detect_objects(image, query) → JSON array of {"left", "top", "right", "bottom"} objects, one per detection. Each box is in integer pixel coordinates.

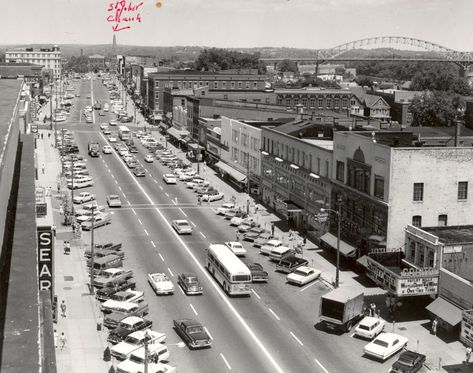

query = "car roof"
[
  {"left": 376, "top": 332, "right": 403, "bottom": 342},
  {"left": 359, "top": 316, "right": 381, "bottom": 327},
  {"left": 121, "top": 316, "right": 144, "bottom": 324}
]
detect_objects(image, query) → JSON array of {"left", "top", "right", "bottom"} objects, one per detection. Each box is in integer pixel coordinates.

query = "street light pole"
[
  {"left": 89, "top": 204, "right": 96, "bottom": 294},
  {"left": 49, "top": 83, "right": 53, "bottom": 131},
  {"left": 321, "top": 195, "right": 342, "bottom": 288}
]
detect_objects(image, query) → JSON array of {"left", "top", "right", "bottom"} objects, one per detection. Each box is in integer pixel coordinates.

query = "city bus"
[
  {"left": 118, "top": 125, "right": 131, "bottom": 141},
  {"left": 206, "top": 244, "right": 252, "bottom": 296}
]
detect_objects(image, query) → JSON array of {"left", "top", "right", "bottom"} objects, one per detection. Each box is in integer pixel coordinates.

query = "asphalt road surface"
[{"left": 58, "top": 76, "right": 404, "bottom": 373}]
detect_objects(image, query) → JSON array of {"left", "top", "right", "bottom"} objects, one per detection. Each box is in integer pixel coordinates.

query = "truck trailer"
[{"left": 319, "top": 287, "right": 364, "bottom": 332}]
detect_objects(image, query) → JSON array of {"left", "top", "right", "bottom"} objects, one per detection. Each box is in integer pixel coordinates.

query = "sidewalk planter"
[{"left": 103, "top": 346, "right": 111, "bottom": 362}]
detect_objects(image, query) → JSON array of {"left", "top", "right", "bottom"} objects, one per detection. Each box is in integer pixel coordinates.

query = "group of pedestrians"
[{"left": 54, "top": 300, "right": 68, "bottom": 351}]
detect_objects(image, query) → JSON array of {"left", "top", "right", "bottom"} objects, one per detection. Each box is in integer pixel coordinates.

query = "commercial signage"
[
  {"left": 37, "top": 226, "right": 54, "bottom": 300},
  {"left": 366, "top": 257, "right": 439, "bottom": 297}
]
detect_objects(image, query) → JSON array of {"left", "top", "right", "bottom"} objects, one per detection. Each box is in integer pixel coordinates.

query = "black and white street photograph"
[{"left": 1, "top": 1, "right": 473, "bottom": 372}]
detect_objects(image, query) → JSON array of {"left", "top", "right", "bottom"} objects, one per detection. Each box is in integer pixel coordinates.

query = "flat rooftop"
[
  {"left": 422, "top": 225, "right": 473, "bottom": 245},
  {"left": 301, "top": 139, "right": 334, "bottom": 150}
]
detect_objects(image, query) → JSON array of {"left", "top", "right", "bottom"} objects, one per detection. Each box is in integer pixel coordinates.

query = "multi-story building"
[
  {"left": 350, "top": 87, "right": 391, "bottom": 122},
  {"left": 88, "top": 54, "right": 106, "bottom": 69},
  {"left": 5, "top": 46, "right": 62, "bottom": 78},
  {"left": 325, "top": 131, "right": 473, "bottom": 259},
  {"left": 217, "top": 117, "right": 263, "bottom": 191},
  {"left": 260, "top": 118, "right": 333, "bottom": 236},
  {"left": 147, "top": 69, "right": 267, "bottom": 114},
  {"left": 372, "top": 90, "right": 422, "bottom": 126},
  {"left": 274, "top": 88, "right": 352, "bottom": 112}
]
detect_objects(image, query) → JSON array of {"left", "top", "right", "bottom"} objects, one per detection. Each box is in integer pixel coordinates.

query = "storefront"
[{"left": 214, "top": 161, "right": 247, "bottom": 188}]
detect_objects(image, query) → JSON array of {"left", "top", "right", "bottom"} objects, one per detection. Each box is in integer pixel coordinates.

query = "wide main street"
[{"left": 51, "top": 76, "right": 420, "bottom": 373}]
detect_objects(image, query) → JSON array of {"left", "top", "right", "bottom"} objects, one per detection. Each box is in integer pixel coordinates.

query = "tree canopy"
[
  {"left": 409, "top": 90, "right": 464, "bottom": 127},
  {"left": 276, "top": 59, "right": 299, "bottom": 73},
  {"left": 194, "top": 48, "right": 265, "bottom": 73}
]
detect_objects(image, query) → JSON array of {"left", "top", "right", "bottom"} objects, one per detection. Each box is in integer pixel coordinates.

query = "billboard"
[{"left": 37, "top": 226, "right": 54, "bottom": 300}]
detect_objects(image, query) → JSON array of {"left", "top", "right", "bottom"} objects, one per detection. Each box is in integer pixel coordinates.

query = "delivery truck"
[{"left": 319, "top": 287, "right": 364, "bottom": 332}]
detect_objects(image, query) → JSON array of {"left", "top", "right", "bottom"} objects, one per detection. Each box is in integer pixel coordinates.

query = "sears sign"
[{"left": 37, "top": 226, "right": 54, "bottom": 300}]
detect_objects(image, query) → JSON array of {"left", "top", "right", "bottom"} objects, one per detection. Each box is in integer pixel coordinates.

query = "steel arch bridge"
[{"left": 260, "top": 36, "right": 473, "bottom": 70}]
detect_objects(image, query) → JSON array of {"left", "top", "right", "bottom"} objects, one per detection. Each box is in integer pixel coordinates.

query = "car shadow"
[{"left": 313, "top": 322, "right": 345, "bottom": 336}]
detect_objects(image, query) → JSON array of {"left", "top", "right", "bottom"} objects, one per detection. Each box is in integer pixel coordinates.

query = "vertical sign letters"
[{"left": 37, "top": 226, "right": 54, "bottom": 301}]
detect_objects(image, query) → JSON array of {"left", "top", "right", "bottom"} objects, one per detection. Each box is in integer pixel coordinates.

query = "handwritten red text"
[{"left": 107, "top": 1, "right": 144, "bottom": 32}]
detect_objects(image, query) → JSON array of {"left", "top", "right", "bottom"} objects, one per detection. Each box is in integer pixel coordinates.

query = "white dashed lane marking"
[
  {"left": 189, "top": 304, "right": 198, "bottom": 316},
  {"left": 200, "top": 232, "right": 206, "bottom": 238},
  {"left": 290, "top": 331, "right": 303, "bottom": 346},
  {"left": 150, "top": 240, "right": 156, "bottom": 248},
  {"left": 159, "top": 253, "right": 164, "bottom": 261},
  {"left": 268, "top": 308, "right": 280, "bottom": 321},
  {"left": 168, "top": 267, "right": 174, "bottom": 277},
  {"left": 138, "top": 219, "right": 143, "bottom": 225},
  {"left": 144, "top": 229, "right": 149, "bottom": 236},
  {"left": 190, "top": 221, "right": 196, "bottom": 227},
  {"left": 251, "top": 289, "right": 261, "bottom": 299},
  {"left": 220, "top": 353, "right": 232, "bottom": 370}
]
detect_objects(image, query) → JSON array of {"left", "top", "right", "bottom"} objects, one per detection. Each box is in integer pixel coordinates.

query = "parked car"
[
  {"left": 111, "top": 330, "right": 166, "bottom": 360},
  {"left": 148, "top": 273, "right": 174, "bottom": 295},
  {"left": 144, "top": 154, "right": 154, "bottom": 163},
  {"left": 363, "top": 332, "right": 408, "bottom": 361},
  {"left": 73, "top": 191, "right": 95, "bottom": 204},
  {"left": 102, "top": 145, "right": 113, "bottom": 154},
  {"left": 390, "top": 350, "right": 426, "bottom": 373},
  {"left": 93, "top": 268, "right": 133, "bottom": 288},
  {"left": 231, "top": 216, "right": 255, "bottom": 227},
  {"left": 116, "top": 347, "right": 173, "bottom": 373},
  {"left": 95, "top": 280, "right": 136, "bottom": 302},
  {"left": 104, "top": 302, "right": 149, "bottom": 330},
  {"left": 242, "top": 261, "right": 269, "bottom": 282},
  {"left": 216, "top": 202, "right": 236, "bottom": 215},
  {"left": 224, "top": 241, "right": 246, "bottom": 257},
  {"left": 260, "top": 240, "right": 284, "bottom": 255},
  {"left": 163, "top": 174, "right": 177, "bottom": 184},
  {"left": 253, "top": 231, "right": 273, "bottom": 247},
  {"left": 201, "top": 191, "right": 224, "bottom": 202},
  {"left": 108, "top": 290, "right": 144, "bottom": 304},
  {"left": 133, "top": 166, "right": 146, "bottom": 177},
  {"left": 107, "top": 316, "right": 153, "bottom": 344},
  {"left": 110, "top": 120, "right": 117, "bottom": 126},
  {"left": 172, "top": 219, "right": 192, "bottom": 234},
  {"left": 354, "top": 316, "right": 386, "bottom": 340},
  {"left": 173, "top": 318, "right": 212, "bottom": 349},
  {"left": 108, "top": 135, "right": 117, "bottom": 142},
  {"left": 81, "top": 213, "right": 112, "bottom": 230},
  {"left": 177, "top": 273, "right": 203, "bottom": 295},
  {"left": 107, "top": 194, "right": 122, "bottom": 207},
  {"left": 242, "top": 227, "right": 267, "bottom": 242},
  {"left": 286, "top": 266, "right": 321, "bottom": 285}
]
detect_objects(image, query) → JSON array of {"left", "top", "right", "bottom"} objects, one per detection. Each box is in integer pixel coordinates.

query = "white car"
[
  {"left": 201, "top": 192, "right": 224, "bottom": 202},
  {"left": 100, "top": 123, "right": 109, "bottom": 131},
  {"left": 354, "top": 317, "right": 386, "bottom": 340},
  {"left": 172, "top": 219, "right": 192, "bottom": 234},
  {"left": 286, "top": 266, "right": 322, "bottom": 286},
  {"left": 102, "top": 145, "right": 113, "bottom": 154},
  {"left": 148, "top": 273, "right": 174, "bottom": 295},
  {"left": 117, "top": 346, "right": 173, "bottom": 372},
  {"left": 67, "top": 178, "right": 94, "bottom": 190},
  {"left": 144, "top": 154, "right": 154, "bottom": 163},
  {"left": 363, "top": 332, "right": 408, "bottom": 361},
  {"left": 73, "top": 191, "right": 95, "bottom": 204},
  {"left": 186, "top": 179, "right": 209, "bottom": 189},
  {"left": 260, "top": 239, "right": 283, "bottom": 255},
  {"left": 108, "top": 135, "right": 117, "bottom": 143},
  {"left": 110, "top": 119, "right": 117, "bottom": 126},
  {"left": 76, "top": 209, "right": 102, "bottom": 223},
  {"left": 178, "top": 173, "right": 194, "bottom": 181},
  {"left": 230, "top": 216, "right": 254, "bottom": 227},
  {"left": 111, "top": 330, "right": 166, "bottom": 360},
  {"left": 224, "top": 242, "right": 246, "bottom": 257},
  {"left": 216, "top": 202, "right": 236, "bottom": 215},
  {"left": 105, "top": 290, "right": 144, "bottom": 305},
  {"left": 107, "top": 194, "right": 122, "bottom": 207},
  {"left": 75, "top": 201, "right": 105, "bottom": 216},
  {"left": 163, "top": 174, "right": 177, "bottom": 184}
]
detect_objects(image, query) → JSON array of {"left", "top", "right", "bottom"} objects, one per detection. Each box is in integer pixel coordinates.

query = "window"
[
  {"left": 242, "top": 133, "right": 249, "bottom": 147},
  {"left": 336, "top": 161, "right": 344, "bottom": 182},
  {"left": 232, "top": 147, "right": 238, "bottom": 162},
  {"left": 318, "top": 99, "right": 323, "bottom": 108},
  {"left": 285, "top": 99, "right": 291, "bottom": 106},
  {"left": 413, "top": 183, "right": 424, "bottom": 201},
  {"left": 326, "top": 99, "right": 332, "bottom": 109},
  {"left": 246, "top": 82, "right": 250, "bottom": 89},
  {"left": 310, "top": 99, "right": 315, "bottom": 107},
  {"left": 214, "top": 81, "right": 218, "bottom": 89},
  {"left": 302, "top": 99, "right": 307, "bottom": 107},
  {"left": 342, "top": 98, "right": 348, "bottom": 108},
  {"left": 253, "top": 82, "right": 257, "bottom": 89},
  {"left": 294, "top": 99, "right": 299, "bottom": 106},
  {"left": 458, "top": 181, "right": 468, "bottom": 200},
  {"left": 222, "top": 81, "right": 226, "bottom": 89},
  {"left": 438, "top": 214, "right": 448, "bottom": 226},
  {"left": 238, "top": 82, "right": 242, "bottom": 89},
  {"left": 374, "top": 175, "right": 385, "bottom": 199},
  {"left": 412, "top": 215, "right": 422, "bottom": 227},
  {"left": 325, "top": 161, "right": 330, "bottom": 177},
  {"left": 334, "top": 99, "right": 340, "bottom": 108},
  {"left": 232, "top": 129, "right": 239, "bottom": 143},
  {"left": 231, "top": 82, "right": 235, "bottom": 89},
  {"left": 317, "top": 157, "right": 321, "bottom": 173}
]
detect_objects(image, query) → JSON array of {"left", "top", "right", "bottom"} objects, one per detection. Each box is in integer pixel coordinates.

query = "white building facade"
[{"left": 6, "top": 46, "right": 62, "bottom": 78}]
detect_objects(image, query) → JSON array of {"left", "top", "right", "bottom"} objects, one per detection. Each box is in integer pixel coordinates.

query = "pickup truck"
[
  {"left": 275, "top": 255, "right": 309, "bottom": 273},
  {"left": 173, "top": 318, "right": 212, "bottom": 349},
  {"left": 104, "top": 302, "right": 150, "bottom": 329},
  {"left": 94, "top": 268, "right": 133, "bottom": 288}
]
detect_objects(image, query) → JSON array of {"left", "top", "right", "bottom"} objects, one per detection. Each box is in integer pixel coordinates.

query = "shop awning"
[
  {"left": 426, "top": 297, "right": 463, "bottom": 327},
  {"left": 187, "top": 143, "right": 201, "bottom": 150},
  {"left": 285, "top": 200, "right": 303, "bottom": 212},
  {"left": 166, "top": 127, "right": 189, "bottom": 140},
  {"left": 215, "top": 161, "right": 246, "bottom": 183},
  {"left": 320, "top": 232, "right": 357, "bottom": 257}
]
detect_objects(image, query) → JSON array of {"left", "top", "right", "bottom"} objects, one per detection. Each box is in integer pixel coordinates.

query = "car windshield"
[
  {"left": 129, "top": 354, "right": 144, "bottom": 363},
  {"left": 188, "top": 326, "right": 203, "bottom": 334},
  {"left": 397, "top": 355, "right": 414, "bottom": 366},
  {"left": 293, "top": 269, "right": 307, "bottom": 276},
  {"left": 358, "top": 324, "right": 370, "bottom": 331},
  {"left": 372, "top": 340, "right": 389, "bottom": 348},
  {"left": 178, "top": 222, "right": 189, "bottom": 227},
  {"left": 125, "top": 336, "right": 142, "bottom": 345}
]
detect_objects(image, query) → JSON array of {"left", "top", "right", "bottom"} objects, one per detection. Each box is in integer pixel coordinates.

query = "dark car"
[
  {"left": 177, "top": 273, "right": 203, "bottom": 295},
  {"left": 128, "top": 146, "right": 138, "bottom": 153},
  {"left": 243, "top": 227, "right": 268, "bottom": 242},
  {"left": 133, "top": 167, "right": 146, "bottom": 177},
  {"left": 95, "top": 280, "right": 136, "bottom": 302},
  {"left": 242, "top": 261, "right": 269, "bottom": 282},
  {"left": 391, "top": 351, "right": 426, "bottom": 373},
  {"left": 173, "top": 318, "right": 212, "bottom": 349},
  {"left": 253, "top": 231, "right": 273, "bottom": 248},
  {"left": 107, "top": 316, "right": 152, "bottom": 344}
]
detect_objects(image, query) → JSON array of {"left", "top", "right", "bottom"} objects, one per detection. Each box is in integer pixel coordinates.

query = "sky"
[{"left": 1, "top": 0, "right": 472, "bottom": 51}]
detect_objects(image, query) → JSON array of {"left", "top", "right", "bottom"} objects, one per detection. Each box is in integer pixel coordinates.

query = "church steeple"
[{"left": 112, "top": 34, "right": 117, "bottom": 57}]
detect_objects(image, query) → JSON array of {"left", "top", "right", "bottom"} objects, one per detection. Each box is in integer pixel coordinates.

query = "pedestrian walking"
[
  {"left": 303, "top": 234, "right": 307, "bottom": 246},
  {"left": 271, "top": 223, "right": 275, "bottom": 236},
  {"left": 431, "top": 318, "right": 438, "bottom": 336},
  {"left": 60, "top": 300, "right": 67, "bottom": 318},
  {"left": 236, "top": 231, "right": 240, "bottom": 241},
  {"left": 289, "top": 229, "right": 293, "bottom": 241},
  {"left": 59, "top": 332, "right": 66, "bottom": 350},
  {"left": 41, "top": 133, "right": 43, "bottom": 139},
  {"left": 466, "top": 346, "right": 472, "bottom": 364},
  {"left": 48, "top": 133, "right": 51, "bottom": 139},
  {"left": 370, "top": 303, "right": 377, "bottom": 317},
  {"left": 41, "top": 162, "right": 45, "bottom": 174},
  {"left": 54, "top": 329, "right": 58, "bottom": 348}
]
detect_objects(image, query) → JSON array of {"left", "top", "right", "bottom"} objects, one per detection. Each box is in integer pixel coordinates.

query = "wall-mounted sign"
[{"left": 37, "top": 226, "right": 54, "bottom": 301}]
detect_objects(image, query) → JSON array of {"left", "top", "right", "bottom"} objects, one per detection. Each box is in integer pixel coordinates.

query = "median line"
[
  {"left": 200, "top": 232, "right": 206, "bottom": 238},
  {"left": 189, "top": 303, "right": 198, "bottom": 316},
  {"left": 132, "top": 209, "right": 137, "bottom": 216},
  {"left": 190, "top": 221, "right": 196, "bottom": 227},
  {"left": 158, "top": 253, "right": 164, "bottom": 262},
  {"left": 178, "top": 207, "right": 187, "bottom": 217},
  {"left": 167, "top": 267, "right": 174, "bottom": 277},
  {"left": 268, "top": 308, "right": 280, "bottom": 321},
  {"left": 143, "top": 229, "right": 149, "bottom": 236},
  {"left": 220, "top": 353, "right": 232, "bottom": 370},
  {"left": 251, "top": 289, "right": 261, "bottom": 299},
  {"left": 290, "top": 331, "right": 304, "bottom": 346},
  {"left": 138, "top": 218, "right": 143, "bottom": 225},
  {"left": 150, "top": 240, "right": 156, "bottom": 248}
]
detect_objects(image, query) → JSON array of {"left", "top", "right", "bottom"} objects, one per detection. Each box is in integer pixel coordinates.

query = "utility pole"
[
  {"left": 144, "top": 331, "right": 149, "bottom": 373},
  {"left": 335, "top": 195, "right": 342, "bottom": 289},
  {"left": 49, "top": 82, "right": 53, "bottom": 131},
  {"left": 89, "top": 204, "right": 96, "bottom": 294}
]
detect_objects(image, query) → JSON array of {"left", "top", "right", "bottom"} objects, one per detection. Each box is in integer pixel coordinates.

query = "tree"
[
  {"left": 277, "top": 59, "right": 298, "bottom": 73},
  {"left": 409, "top": 91, "right": 464, "bottom": 127},
  {"left": 355, "top": 76, "right": 374, "bottom": 88},
  {"left": 194, "top": 48, "right": 264, "bottom": 73}
]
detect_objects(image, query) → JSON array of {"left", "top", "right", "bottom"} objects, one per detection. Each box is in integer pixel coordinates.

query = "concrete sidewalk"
[{"left": 35, "top": 130, "right": 110, "bottom": 373}]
